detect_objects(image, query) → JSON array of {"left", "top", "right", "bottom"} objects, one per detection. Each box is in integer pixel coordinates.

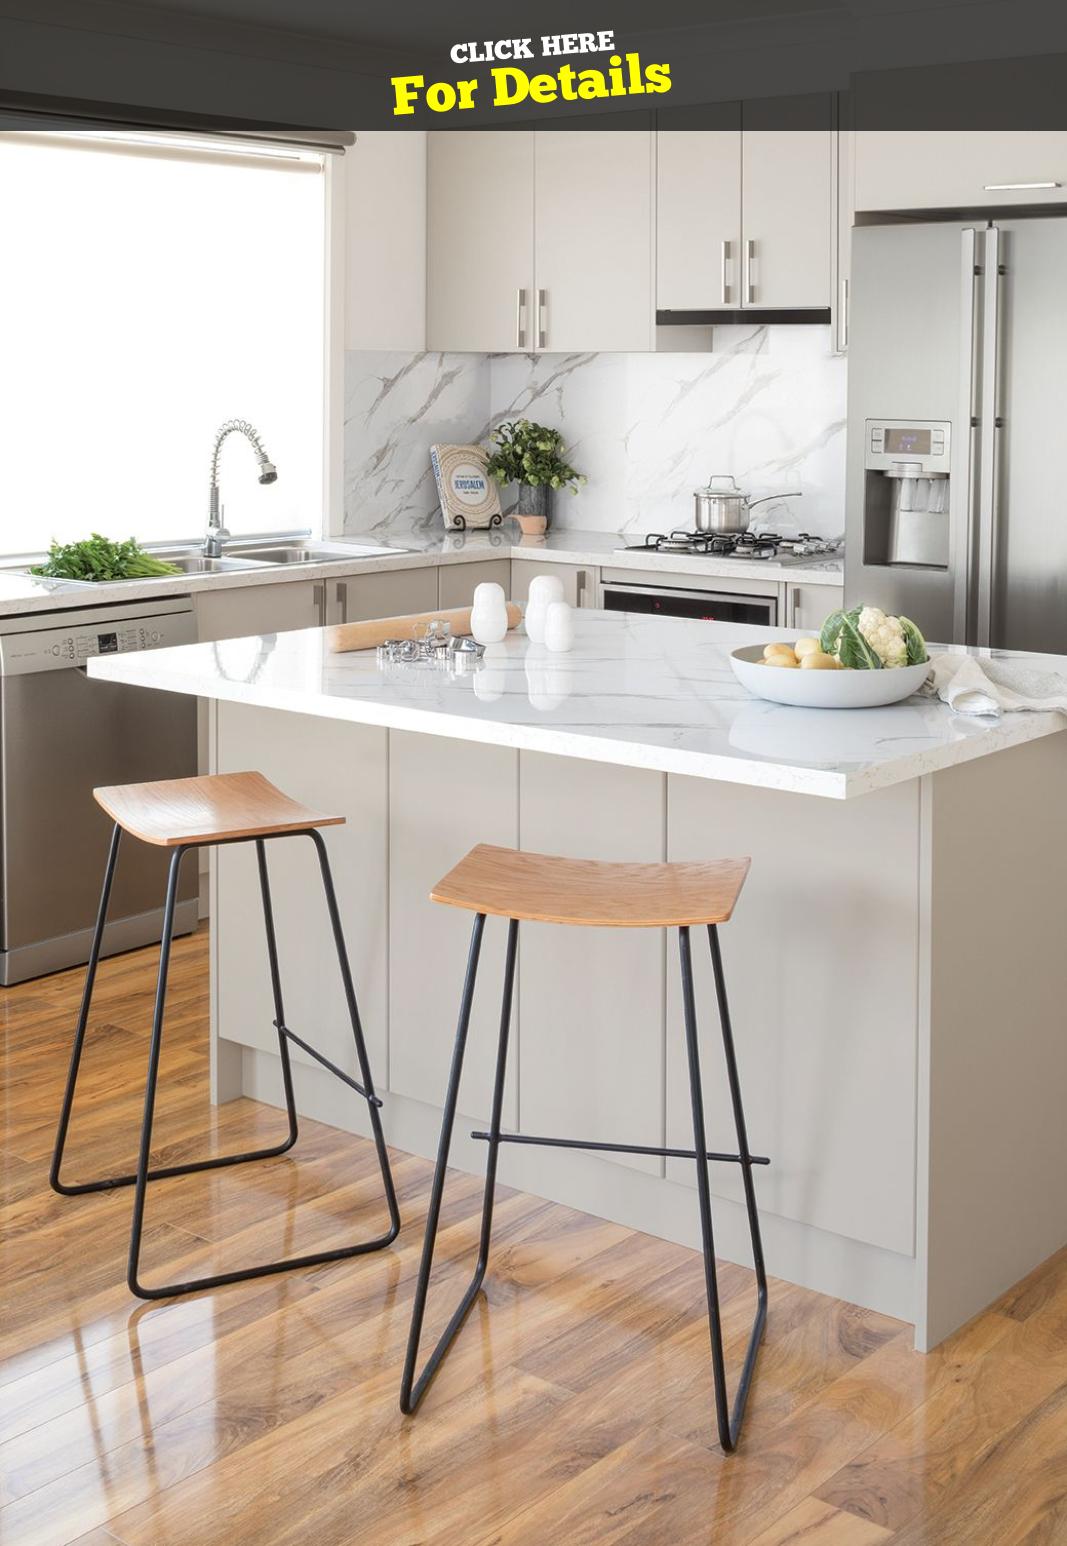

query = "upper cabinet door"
[
  {"left": 741, "top": 95, "right": 834, "bottom": 308},
  {"left": 656, "top": 105, "right": 742, "bottom": 311},
  {"left": 854, "top": 131, "right": 1067, "bottom": 212},
  {"left": 534, "top": 126, "right": 654, "bottom": 352},
  {"left": 426, "top": 132, "right": 533, "bottom": 352}
]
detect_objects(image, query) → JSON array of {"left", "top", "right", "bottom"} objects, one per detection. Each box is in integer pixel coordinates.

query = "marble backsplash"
[{"left": 343, "top": 330, "right": 847, "bottom": 541}]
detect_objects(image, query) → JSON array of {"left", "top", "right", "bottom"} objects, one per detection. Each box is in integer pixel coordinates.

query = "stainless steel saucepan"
[{"left": 693, "top": 475, "right": 802, "bottom": 533}]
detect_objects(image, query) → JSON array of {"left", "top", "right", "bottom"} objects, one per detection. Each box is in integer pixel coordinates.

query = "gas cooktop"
[{"left": 615, "top": 530, "right": 843, "bottom": 562}]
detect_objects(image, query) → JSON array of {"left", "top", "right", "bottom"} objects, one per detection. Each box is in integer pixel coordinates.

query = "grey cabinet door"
[
  {"left": 195, "top": 579, "right": 324, "bottom": 642},
  {"left": 510, "top": 560, "right": 597, "bottom": 609},
  {"left": 534, "top": 127, "right": 654, "bottom": 352},
  {"left": 427, "top": 132, "right": 534, "bottom": 353},
  {"left": 329, "top": 567, "right": 438, "bottom": 625},
  {"left": 657, "top": 105, "right": 742, "bottom": 311},
  {"left": 741, "top": 96, "right": 833, "bottom": 309},
  {"left": 855, "top": 130, "right": 1067, "bottom": 213},
  {"left": 438, "top": 559, "right": 512, "bottom": 611}
]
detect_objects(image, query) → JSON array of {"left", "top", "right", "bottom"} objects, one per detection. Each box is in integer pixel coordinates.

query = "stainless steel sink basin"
[
  {"left": 235, "top": 546, "right": 339, "bottom": 565},
  {"left": 165, "top": 555, "right": 272, "bottom": 574}
]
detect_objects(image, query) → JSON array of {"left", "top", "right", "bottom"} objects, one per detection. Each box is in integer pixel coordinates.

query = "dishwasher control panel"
[{"left": 0, "top": 600, "right": 197, "bottom": 677}]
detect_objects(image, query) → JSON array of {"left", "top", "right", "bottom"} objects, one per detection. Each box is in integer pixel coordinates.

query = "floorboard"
[{"left": 1, "top": 930, "right": 1064, "bottom": 1545}]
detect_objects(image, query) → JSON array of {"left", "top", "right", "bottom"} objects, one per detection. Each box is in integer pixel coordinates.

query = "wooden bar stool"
[
  {"left": 399, "top": 844, "right": 769, "bottom": 1453},
  {"left": 51, "top": 771, "right": 400, "bottom": 1300}
]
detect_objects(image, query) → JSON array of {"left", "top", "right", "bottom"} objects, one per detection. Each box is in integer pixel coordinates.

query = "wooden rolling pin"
[{"left": 328, "top": 602, "right": 521, "bottom": 654}]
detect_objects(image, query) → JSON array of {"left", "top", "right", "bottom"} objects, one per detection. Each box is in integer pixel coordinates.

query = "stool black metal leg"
[
  {"left": 256, "top": 838, "right": 299, "bottom": 1156},
  {"left": 123, "top": 834, "right": 401, "bottom": 1299},
  {"left": 51, "top": 822, "right": 122, "bottom": 1195},
  {"left": 401, "top": 912, "right": 519, "bottom": 1415},
  {"left": 53, "top": 841, "right": 310, "bottom": 1200},
  {"left": 307, "top": 828, "right": 400, "bottom": 1246},
  {"left": 679, "top": 925, "right": 766, "bottom": 1453}
]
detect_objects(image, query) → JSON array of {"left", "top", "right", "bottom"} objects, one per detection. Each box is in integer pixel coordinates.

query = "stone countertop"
[
  {"left": 0, "top": 526, "right": 843, "bottom": 619},
  {"left": 88, "top": 610, "right": 1062, "bottom": 800}
]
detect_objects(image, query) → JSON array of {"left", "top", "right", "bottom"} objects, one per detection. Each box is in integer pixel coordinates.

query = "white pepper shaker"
[
  {"left": 524, "top": 573, "right": 564, "bottom": 643},
  {"left": 543, "top": 600, "right": 575, "bottom": 653}
]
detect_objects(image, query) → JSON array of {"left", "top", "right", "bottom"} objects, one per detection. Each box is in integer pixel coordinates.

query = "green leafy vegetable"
[
  {"left": 30, "top": 535, "right": 181, "bottom": 582},
  {"left": 899, "top": 615, "right": 929, "bottom": 666},
  {"left": 819, "top": 608, "right": 847, "bottom": 657},
  {"left": 836, "top": 613, "right": 884, "bottom": 670}
]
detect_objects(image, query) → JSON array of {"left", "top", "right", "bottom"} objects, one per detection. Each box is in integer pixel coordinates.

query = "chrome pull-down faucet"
[{"left": 204, "top": 419, "right": 278, "bottom": 557}]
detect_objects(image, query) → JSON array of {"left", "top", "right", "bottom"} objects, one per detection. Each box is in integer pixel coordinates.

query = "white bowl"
[{"left": 730, "top": 644, "right": 931, "bottom": 709}]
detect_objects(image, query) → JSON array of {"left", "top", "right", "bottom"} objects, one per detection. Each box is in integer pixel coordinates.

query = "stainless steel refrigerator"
[{"left": 846, "top": 216, "right": 1067, "bottom": 653}]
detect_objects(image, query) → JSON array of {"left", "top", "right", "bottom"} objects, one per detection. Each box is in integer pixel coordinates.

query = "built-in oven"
[{"left": 601, "top": 580, "right": 777, "bottom": 627}]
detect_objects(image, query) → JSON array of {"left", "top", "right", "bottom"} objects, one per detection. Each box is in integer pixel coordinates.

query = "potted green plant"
[{"left": 484, "top": 419, "right": 585, "bottom": 535}]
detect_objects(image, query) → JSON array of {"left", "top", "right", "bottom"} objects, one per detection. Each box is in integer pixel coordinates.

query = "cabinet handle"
[
  {"left": 789, "top": 587, "right": 799, "bottom": 628},
  {"left": 515, "top": 287, "right": 527, "bottom": 349},
  {"left": 336, "top": 581, "right": 348, "bottom": 624},
  {"left": 838, "top": 277, "right": 849, "bottom": 352},
  {"left": 313, "top": 582, "right": 326, "bottom": 626},
  {"left": 576, "top": 568, "right": 591, "bottom": 608},
  {"left": 536, "top": 288, "right": 547, "bottom": 349},
  {"left": 744, "top": 239, "right": 755, "bottom": 304},
  {"left": 720, "top": 240, "right": 731, "bottom": 305},
  {"left": 983, "top": 180, "right": 1060, "bottom": 190}
]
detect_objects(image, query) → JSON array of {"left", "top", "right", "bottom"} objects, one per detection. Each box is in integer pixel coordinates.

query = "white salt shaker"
[
  {"left": 470, "top": 581, "right": 508, "bottom": 645},
  {"left": 524, "top": 573, "right": 564, "bottom": 643},
  {"left": 543, "top": 600, "right": 575, "bottom": 653}
]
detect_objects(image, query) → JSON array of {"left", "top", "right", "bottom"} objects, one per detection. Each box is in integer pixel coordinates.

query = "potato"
[
  {"left": 763, "top": 643, "right": 797, "bottom": 665},
  {"left": 794, "top": 636, "right": 821, "bottom": 658},
  {"left": 799, "top": 650, "right": 840, "bottom": 670},
  {"left": 763, "top": 655, "right": 799, "bottom": 668}
]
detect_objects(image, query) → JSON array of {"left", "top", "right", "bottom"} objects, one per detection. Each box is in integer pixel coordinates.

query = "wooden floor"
[{"left": 3, "top": 932, "right": 1067, "bottom": 1546}]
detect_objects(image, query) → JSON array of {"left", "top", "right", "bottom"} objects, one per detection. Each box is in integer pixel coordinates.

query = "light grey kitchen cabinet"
[
  {"left": 657, "top": 108, "right": 741, "bottom": 310},
  {"left": 510, "top": 559, "right": 597, "bottom": 608},
  {"left": 656, "top": 96, "right": 834, "bottom": 312},
  {"left": 330, "top": 567, "right": 437, "bottom": 625},
  {"left": 534, "top": 127, "right": 654, "bottom": 351},
  {"left": 388, "top": 732, "right": 519, "bottom": 1121},
  {"left": 426, "top": 132, "right": 534, "bottom": 352},
  {"left": 518, "top": 753, "right": 666, "bottom": 1175},
  {"left": 195, "top": 578, "right": 326, "bottom": 643},
  {"left": 437, "top": 558, "right": 512, "bottom": 610},
  {"left": 426, "top": 127, "right": 654, "bottom": 353},
  {"left": 785, "top": 581, "right": 844, "bottom": 633},
  {"left": 854, "top": 131, "right": 1067, "bottom": 213},
  {"left": 663, "top": 772, "right": 918, "bottom": 1257},
  {"left": 213, "top": 702, "right": 389, "bottom": 1082}
]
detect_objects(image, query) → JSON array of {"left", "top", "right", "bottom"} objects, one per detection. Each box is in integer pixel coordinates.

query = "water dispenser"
[{"left": 862, "top": 420, "right": 951, "bottom": 568}]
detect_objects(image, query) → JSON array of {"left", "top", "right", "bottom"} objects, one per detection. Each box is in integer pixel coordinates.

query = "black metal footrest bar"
[
  {"left": 469, "top": 1130, "right": 770, "bottom": 1166},
  {"left": 51, "top": 1134, "right": 297, "bottom": 1196},
  {"left": 274, "top": 1021, "right": 383, "bottom": 1107}
]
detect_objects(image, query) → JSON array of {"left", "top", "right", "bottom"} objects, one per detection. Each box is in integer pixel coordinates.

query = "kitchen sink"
[
  {"left": 235, "top": 546, "right": 340, "bottom": 565},
  {"left": 165, "top": 555, "right": 273, "bottom": 573}
]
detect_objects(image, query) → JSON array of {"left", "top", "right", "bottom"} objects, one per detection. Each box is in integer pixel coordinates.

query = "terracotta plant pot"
[{"left": 516, "top": 512, "right": 548, "bottom": 536}]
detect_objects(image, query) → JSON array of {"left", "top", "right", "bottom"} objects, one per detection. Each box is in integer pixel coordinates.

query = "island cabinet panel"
[
  {"left": 437, "top": 558, "right": 512, "bottom": 611},
  {"left": 213, "top": 702, "right": 389, "bottom": 1080},
  {"left": 388, "top": 732, "right": 519, "bottom": 1123},
  {"left": 664, "top": 775, "right": 919, "bottom": 1257},
  {"left": 517, "top": 754, "right": 666, "bottom": 1176}
]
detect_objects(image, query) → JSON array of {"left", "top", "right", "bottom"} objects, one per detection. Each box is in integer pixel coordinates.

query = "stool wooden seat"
[
  {"left": 52, "top": 770, "right": 398, "bottom": 1301},
  {"left": 432, "top": 843, "right": 750, "bottom": 928},
  {"left": 94, "top": 770, "right": 344, "bottom": 848},
  {"left": 402, "top": 843, "right": 768, "bottom": 1455}
]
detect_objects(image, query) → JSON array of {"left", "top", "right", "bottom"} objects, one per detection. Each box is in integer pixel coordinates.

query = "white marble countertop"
[
  {"left": 0, "top": 526, "right": 842, "bottom": 619},
  {"left": 88, "top": 610, "right": 1063, "bottom": 800}
]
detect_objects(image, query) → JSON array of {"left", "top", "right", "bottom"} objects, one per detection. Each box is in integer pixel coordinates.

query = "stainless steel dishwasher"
[{"left": 0, "top": 596, "right": 199, "bottom": 984}]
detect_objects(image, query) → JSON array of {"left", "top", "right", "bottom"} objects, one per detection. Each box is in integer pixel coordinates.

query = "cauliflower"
[{"left": 857, "top": 606, "right": 908, "bottom": 669}]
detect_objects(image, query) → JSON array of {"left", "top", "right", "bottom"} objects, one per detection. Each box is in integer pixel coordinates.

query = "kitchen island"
[{"left": 90, "top": 611, "right": 1067, "bottom": 1349}]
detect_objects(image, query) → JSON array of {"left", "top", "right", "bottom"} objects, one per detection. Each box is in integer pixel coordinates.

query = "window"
[{"left": 0, "top": 133, "right": 327, "bottom": 556}]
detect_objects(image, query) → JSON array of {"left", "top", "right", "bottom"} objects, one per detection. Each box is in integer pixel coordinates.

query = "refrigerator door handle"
[
  {"left": 975, "top": 226, "right": 1002, "bottom": 649},
  {"left": 953, "top": 228, "right": 981, "bottom": 645}
]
